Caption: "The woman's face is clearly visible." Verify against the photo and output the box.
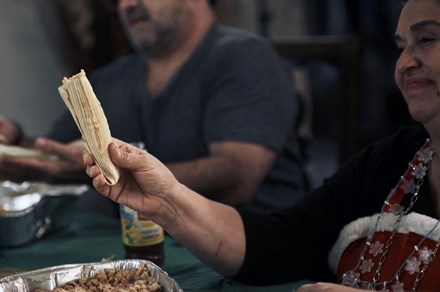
[395,0,440,125]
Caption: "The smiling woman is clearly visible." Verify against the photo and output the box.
[394,0,440,128]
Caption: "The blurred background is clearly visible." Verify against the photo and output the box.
[0,0,413,187]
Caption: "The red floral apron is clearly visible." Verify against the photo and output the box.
[331,139,440,291]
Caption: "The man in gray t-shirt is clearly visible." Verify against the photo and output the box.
[0,0,308,213]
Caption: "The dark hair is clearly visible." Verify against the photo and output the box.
[209,0,216,7]
[398,0,408,10]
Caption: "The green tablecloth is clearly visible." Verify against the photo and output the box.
[0,212,310,291]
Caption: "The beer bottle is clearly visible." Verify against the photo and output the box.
[119,204,165,267]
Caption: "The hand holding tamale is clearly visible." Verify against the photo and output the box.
[58,70,119,185]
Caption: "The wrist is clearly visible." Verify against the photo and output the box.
[156,183,193,233]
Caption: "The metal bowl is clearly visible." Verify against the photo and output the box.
[0,181,88,247]
[0,259,183,292]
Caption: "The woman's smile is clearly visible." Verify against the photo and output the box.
[403,77,436,96]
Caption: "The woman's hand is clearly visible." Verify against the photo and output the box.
[85,138,247,277]
[297,282,365,292]
[84,139,181,221]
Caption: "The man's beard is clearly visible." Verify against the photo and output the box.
[131,26,176,57]
[122,5,177,57]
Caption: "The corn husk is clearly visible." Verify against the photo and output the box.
[0,144,57,160]
[58,70,119,185]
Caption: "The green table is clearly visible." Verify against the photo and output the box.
[0,212,309,291]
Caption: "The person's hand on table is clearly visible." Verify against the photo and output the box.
[297,282,365,291]
[0,138,89,182]
[0,116,21,144]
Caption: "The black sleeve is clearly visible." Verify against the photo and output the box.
[235,161,365,284]
[234,124,427,285]
[234,144,372,284]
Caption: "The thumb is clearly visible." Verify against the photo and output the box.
[108,142,145,170]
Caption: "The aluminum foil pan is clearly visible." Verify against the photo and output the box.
[0,180,89,247]
[0,259,183,292]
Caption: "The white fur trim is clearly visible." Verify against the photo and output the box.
[328,212,440,275]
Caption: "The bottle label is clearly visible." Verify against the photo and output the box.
[120,205,164,247]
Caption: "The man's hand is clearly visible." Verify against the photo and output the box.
[0,116,22,145]
[0,138,89,183]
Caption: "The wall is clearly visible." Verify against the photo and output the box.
[215,0,308,37]
[0,0,68,136]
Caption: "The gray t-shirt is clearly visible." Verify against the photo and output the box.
[48,25,308,213]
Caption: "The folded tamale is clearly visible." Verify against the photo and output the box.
[58,70,119,185]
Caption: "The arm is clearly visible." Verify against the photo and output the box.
[0,111,89,182]
[85,140,246,276]
[175,31,299,207]
[0,137,89,183]
[166,141,276,206]
[0,100,83,147]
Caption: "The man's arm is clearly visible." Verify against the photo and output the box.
[166,141,276,206]
[0,138,89,183]
[177,30,300,207]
